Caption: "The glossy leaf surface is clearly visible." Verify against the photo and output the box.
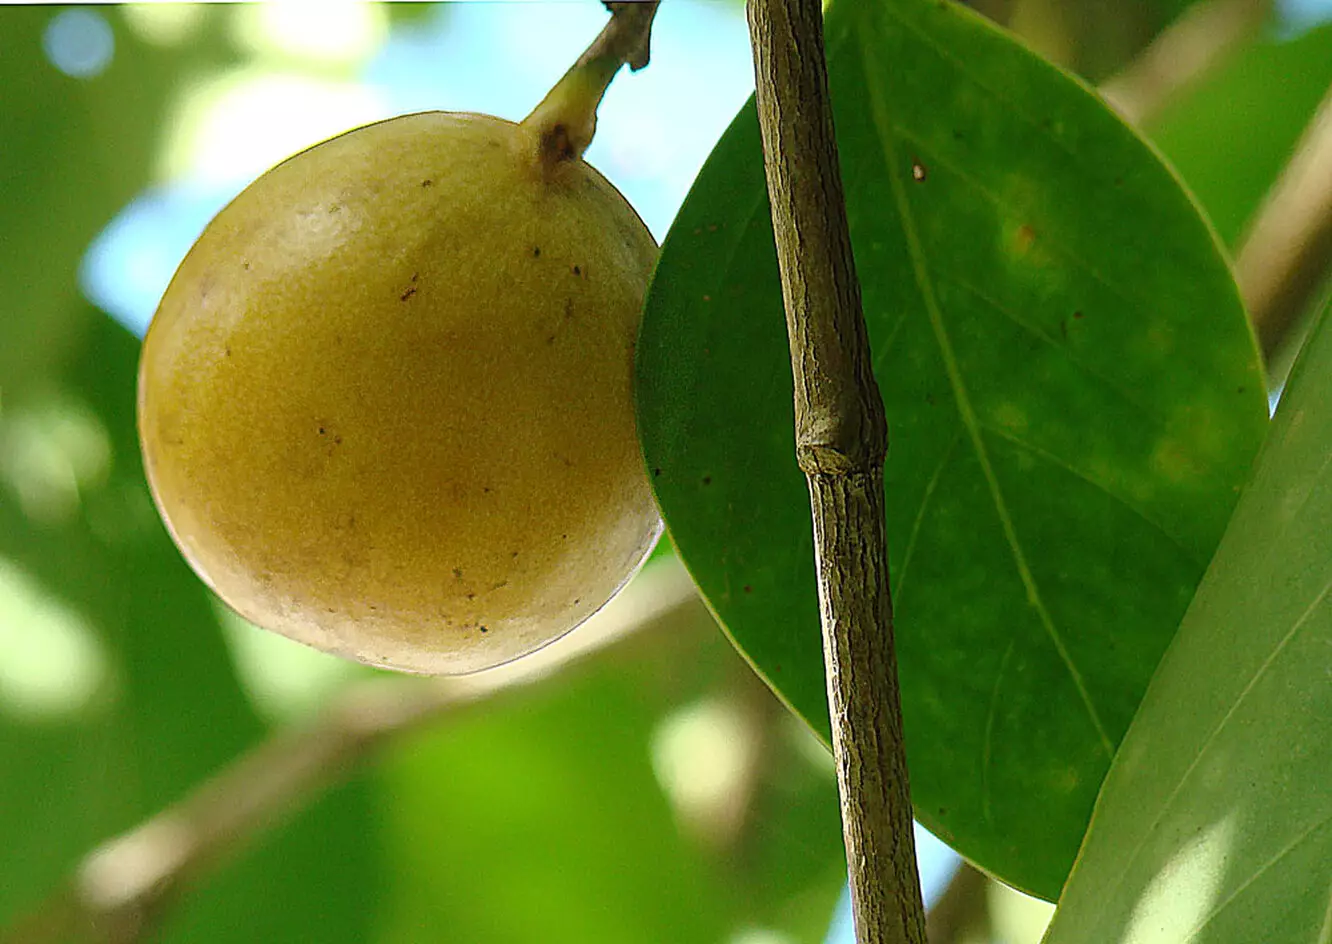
[1045,302,1332,943]
[637,0,1268,898]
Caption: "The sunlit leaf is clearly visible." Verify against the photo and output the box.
[1044,298,1332,943]
[374,620,845,944]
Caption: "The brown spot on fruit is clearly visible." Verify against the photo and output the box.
[540,122,576,163]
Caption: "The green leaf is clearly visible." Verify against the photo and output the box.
[376,674,728,944]
[636,0,1267,899]
[1044,300,1332,942]
[0,12,383,933]
[1146,21,1332,249]
[372,619,847,944]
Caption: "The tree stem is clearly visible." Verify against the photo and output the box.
[746,2,927,942]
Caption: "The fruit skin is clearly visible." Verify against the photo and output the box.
[138,111,662,675]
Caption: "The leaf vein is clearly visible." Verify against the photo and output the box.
[856,12,1114,759]
[1192,811,1332,939]
[892,428,963,603]
[1097,572,1332,921]
[981,638,1018,824]
[978,422,1199,565]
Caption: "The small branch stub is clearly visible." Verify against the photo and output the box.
[746,1,927,943]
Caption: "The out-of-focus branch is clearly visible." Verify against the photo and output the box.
[1235,83,1332,362]
[2,561,707,944]
[925,862,991,944]
[1099,0,1271,127]
[960,0,1017,26]
[1099,0,1332,368]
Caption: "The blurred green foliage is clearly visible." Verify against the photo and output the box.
[0,7,845,943]
[1147,20,1332,249]
[2,2,1331,943]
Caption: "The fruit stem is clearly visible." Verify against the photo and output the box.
[521,1,661,172]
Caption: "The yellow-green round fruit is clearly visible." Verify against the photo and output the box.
[138,111,661,675]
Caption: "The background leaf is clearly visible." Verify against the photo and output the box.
[3,7,855,942]
[1146,20,1332,251]
[0,13,381,942]
[1043,298,1332,943]
[376,653,731,944]
[637,0,1268,899]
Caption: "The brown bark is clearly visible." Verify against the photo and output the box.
[746,1,927,941]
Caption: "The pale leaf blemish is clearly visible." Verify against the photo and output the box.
[1013,224,1037,254]
[1149,435,1199,487]
[991,402,1029,434]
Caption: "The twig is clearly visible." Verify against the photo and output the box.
[522,0,661,167]
[746,2,926,943]
[1099,0,1271,127]
[1234,81,1332,362]
[3,561,706,944]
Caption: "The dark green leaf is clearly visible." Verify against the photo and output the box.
[637,0,1267,899]
[1045,299,1332,942]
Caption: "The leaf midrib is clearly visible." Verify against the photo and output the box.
[848,4,1115,759]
